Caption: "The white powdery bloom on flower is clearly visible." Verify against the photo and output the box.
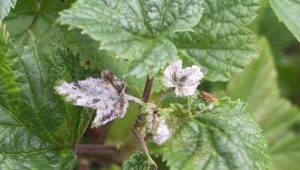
[153,119,171,145]
[163,60,204,97]
[55,70,129,128]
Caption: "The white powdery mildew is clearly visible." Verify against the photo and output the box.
[163,60,204,97]
[153,119,171,145]
[55,70,128,128]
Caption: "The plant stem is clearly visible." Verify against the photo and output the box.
[125,94,145,106]
[132,76,157,169]
[133,128,150,154]
[142,76,153,102]
[75,144,118,155]
[133,127,157,170]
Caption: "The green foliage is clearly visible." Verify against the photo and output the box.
[58,0,204,78]
[123,151,151,170]
[0,24,91,169]
[225,38,300,170]
[173,0,260,81]
[58,0,261,81]
[269,0,300,41]
[0,0,17,20]
[2,0,73,46]
[2,0,299,169]
[162,98,269,170]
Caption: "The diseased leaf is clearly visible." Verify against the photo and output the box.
[55,70,129,128]
[226,38,300,170]
[58,0,204,78]
[270,0,300,41]
[0,0,17,20]
[163,60,204,97]
[0,24,91,169]
[172,0,260,81]
[162,98,269,170]
[123,152,150,170]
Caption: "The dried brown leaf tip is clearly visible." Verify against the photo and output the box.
[199,91,218,103]
[55,70,129,128]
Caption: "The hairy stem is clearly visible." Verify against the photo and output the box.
[75,144,118,155]
[125,94,145,106]
[133,76,157,169]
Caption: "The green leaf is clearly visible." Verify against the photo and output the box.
[123,151,150,170]
[162,98,269,170]
[270,0,300,41]
[0,107,75,169]
[58,0,204,78]
[3,0,74,46]
[225,38,300,170]
[172,0,260,81]
[62,30,164,95]
[0,0,17,20]
[0,24,91,169]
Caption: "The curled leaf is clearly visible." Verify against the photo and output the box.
[55,70,129,128]
[143,104,171,145]
[152,119,171,145]
[163,60,204,97]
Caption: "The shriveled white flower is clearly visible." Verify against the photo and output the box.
[163,60,204,97]
[152,119,171,145]
[55,70,129,128]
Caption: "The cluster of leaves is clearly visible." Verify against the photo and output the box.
[0,0,300,169]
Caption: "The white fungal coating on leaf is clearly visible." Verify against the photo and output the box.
[55,70,128,128]
[153,119,171,145]
[163,60,204,97]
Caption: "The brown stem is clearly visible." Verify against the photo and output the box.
[134,76,153,154]
[133,128,149,154]
[75,144,118,155]
[132,76,157,170]
[142,76,153,102]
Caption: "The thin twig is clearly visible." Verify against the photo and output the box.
[133,127,157,170]
[125,94,145,106]
[132,128,149,154]
[75,144,118,155]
